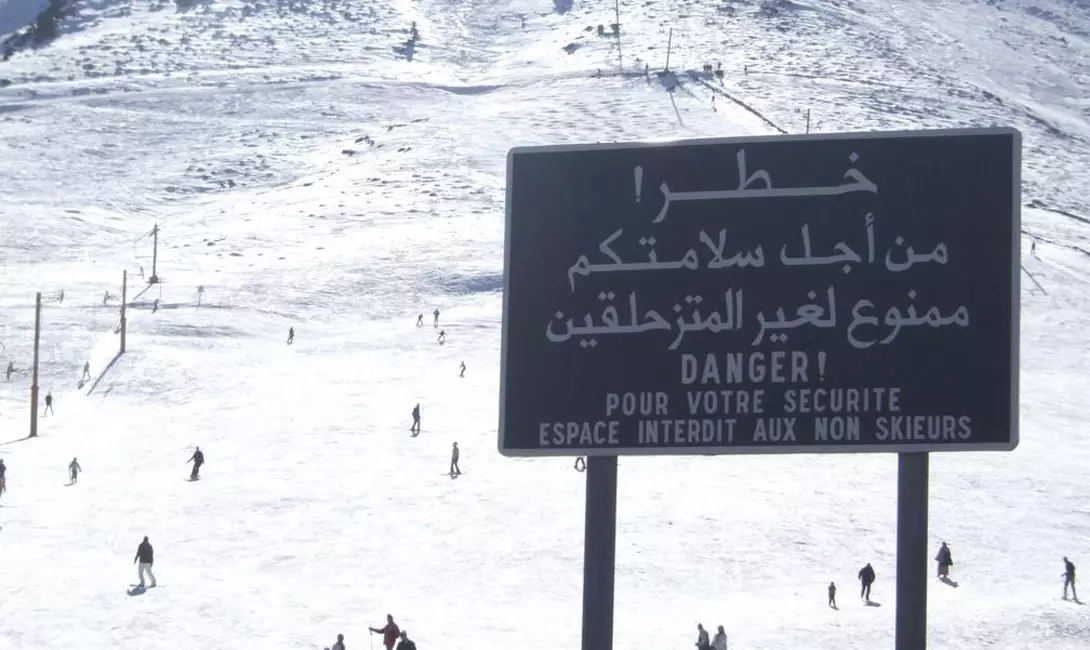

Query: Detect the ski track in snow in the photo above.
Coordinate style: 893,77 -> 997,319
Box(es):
1,0 -> 1089,648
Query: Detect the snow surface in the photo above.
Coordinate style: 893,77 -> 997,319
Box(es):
0,0 -> 1088,648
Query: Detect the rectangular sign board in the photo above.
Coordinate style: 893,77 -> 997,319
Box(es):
499,128 -> 1020,457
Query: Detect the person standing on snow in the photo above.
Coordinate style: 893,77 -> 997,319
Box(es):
69,457 -> 82,484
188,446 -> 205,480
0,458 -> 7,497
459,361 -> 465,377
395,630 -> 417,650
935,542 -> 953,578
1063,557 -> 1078,601
410,404 -> 420,435
858,563 -> 876,602
82,362 -> 91,382
432,308 -> 440,328
695,623 -> 711,650
711,625 -> 727,650
287,327 -> 295,345
449,442 -> 461,477
44,391 -> 54,416
369,614 -> 400,650
828,581 -> 837,608
331,633 -> 346,650
134,536 -> 156,588
416,314 -> 423,327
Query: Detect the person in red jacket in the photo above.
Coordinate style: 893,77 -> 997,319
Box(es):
369,614 -> 400,650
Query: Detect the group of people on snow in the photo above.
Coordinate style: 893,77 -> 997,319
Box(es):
694,623 -> 727,650
324,615 -> 417,650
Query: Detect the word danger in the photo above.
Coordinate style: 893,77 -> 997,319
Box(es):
681,351 -> 823,385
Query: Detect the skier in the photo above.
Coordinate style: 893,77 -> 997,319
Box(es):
44,391 -> 54,416
287,327 -> 294,345
1031,240 -> 1037,256
410,404 -> 420,435
449,442 -> 461,477
396,630 -> 417,650
69,457 -> 82,484
331,633 -> 346,650
369,614 -> 400,650
828,581 -> 837,608
0,458 -> 6,497
188,446 -> 205,480
858,563 -> 876,601
103,290 -> 110,306
1063,557 -> 1078,601
416,314 -> 423,327
133,536 -> 156,588
82,362 -> 91,382
432,308 -> 440,328
695,623 -> 711,650
711,625 -> 727,650
935,542 -> 953,578
5,361 -> 14,381
459,361 -> 466,377
437,330 -> 446,344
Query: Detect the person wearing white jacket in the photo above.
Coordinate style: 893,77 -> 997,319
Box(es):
711,625 -> 727,650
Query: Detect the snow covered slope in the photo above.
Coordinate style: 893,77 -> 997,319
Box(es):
0,0 -> 1088,648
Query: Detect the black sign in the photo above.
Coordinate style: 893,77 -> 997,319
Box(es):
499,128 -> 1021,456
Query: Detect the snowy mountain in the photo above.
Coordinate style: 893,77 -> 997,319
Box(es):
0,0 -> 1088,648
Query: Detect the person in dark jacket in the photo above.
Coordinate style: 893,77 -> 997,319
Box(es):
410,405 -> 420,435
858,563 -> 875,601
188,447 -> 204,480
69,457 -> 82,484
1063,557 -> 1078,601
369,615 -> 400,650
331,633 -> 346,650
134,536 -> 156,588
395,630 -> 416,650
828,581 -> 837,608
44,391 -> 54,415
449,442 -> 461,477
935,542 -> 953,578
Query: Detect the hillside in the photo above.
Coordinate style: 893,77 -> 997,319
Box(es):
1,1 -> 1089,649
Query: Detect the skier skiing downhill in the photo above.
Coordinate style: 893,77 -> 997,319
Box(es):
287,327 -> 295,345
188,447 -> 205,480
133,536 -> 156,588
69,457 -> 82,484
369,615 -> 400,650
